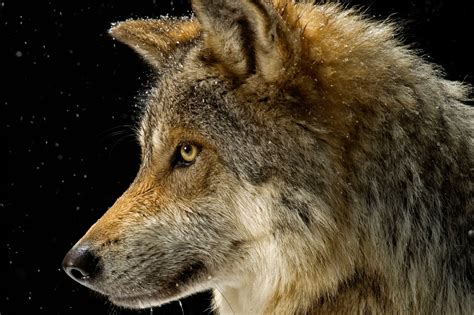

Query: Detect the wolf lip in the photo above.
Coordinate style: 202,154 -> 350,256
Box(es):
109,293 -> 159,308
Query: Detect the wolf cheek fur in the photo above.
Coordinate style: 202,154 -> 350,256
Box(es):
62,0 -> 473,314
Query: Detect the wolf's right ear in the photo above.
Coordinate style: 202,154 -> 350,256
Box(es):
109,19 -> 200,70
192,0 -> 295,83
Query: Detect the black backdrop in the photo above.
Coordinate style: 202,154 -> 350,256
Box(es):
2,1 -> 473,314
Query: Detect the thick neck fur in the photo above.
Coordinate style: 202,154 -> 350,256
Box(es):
211,69 -> 472,313
211,234 -> 390,314
212,99 -> 472,315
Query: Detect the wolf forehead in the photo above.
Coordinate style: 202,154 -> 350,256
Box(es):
138,70 -> 249,145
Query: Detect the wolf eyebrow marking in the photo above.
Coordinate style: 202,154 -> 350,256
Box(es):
151,128 -> 164,154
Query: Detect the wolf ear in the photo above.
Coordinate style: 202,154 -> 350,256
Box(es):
109,19 -> 200,70
192,0 -> 293,82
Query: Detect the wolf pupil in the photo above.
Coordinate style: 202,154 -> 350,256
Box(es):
182,145 -> 192,154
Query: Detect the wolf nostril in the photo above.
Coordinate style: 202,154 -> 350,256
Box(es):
70,267 -> 88,280
62,244 -> 101,283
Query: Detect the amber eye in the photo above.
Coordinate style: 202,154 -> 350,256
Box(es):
178,143 -> 199,164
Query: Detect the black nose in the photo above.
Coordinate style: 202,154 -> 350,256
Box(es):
62,244 -> 101,283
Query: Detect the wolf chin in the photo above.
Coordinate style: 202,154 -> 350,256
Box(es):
62,0 -> 473,314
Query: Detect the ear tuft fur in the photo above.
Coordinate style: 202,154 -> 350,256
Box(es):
109,18 -> 200,69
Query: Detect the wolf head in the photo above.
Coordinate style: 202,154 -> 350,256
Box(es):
62,0 -> 416,312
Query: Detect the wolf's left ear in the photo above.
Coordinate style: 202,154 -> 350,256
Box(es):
109,19 -> 200,70
192,0 -> 294,82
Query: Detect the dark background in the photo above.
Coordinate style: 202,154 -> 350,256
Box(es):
2,0 -> 473,314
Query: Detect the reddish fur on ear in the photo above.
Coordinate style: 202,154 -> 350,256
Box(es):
109,18 -> 200,69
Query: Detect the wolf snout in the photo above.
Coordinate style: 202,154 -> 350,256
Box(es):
62,244 -> 102,284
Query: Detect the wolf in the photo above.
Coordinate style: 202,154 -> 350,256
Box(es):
63,0 -> 473,314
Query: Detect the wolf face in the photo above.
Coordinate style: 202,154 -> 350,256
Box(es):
62,0 -> 326,308
63,0 -> 473,314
